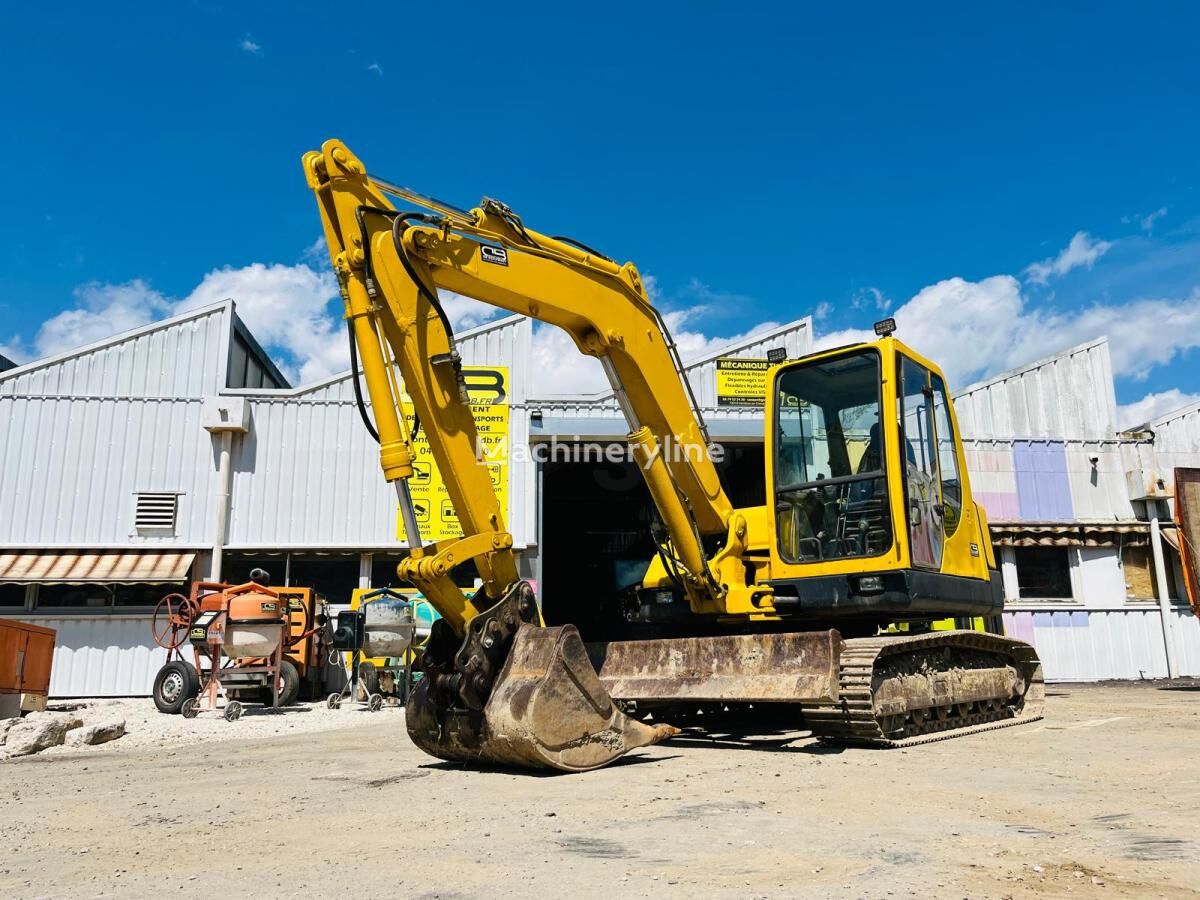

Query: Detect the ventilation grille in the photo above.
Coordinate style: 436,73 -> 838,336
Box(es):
135,493 -> 179,532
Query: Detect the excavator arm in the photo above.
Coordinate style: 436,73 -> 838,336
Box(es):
305,140 -> 771,624
304,139 -> 761,768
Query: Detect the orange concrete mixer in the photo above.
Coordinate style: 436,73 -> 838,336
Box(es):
175,572 -> 313,722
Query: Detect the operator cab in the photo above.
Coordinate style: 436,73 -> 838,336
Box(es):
764,326 -> 1001,627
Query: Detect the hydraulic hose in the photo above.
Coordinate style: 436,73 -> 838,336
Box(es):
346,318 -> 380,444
390,212 -> 458,350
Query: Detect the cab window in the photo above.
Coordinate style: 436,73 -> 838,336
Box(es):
774,350 -> 893,563
930,373 -> 962,536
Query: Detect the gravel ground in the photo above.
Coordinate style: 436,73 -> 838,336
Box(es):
26,696 -> 388,757
2,682 -> 1198,899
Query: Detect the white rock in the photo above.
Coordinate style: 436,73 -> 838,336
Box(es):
70,720 -> 127,746
0,717 -> 19,746
3,716 -> 71,756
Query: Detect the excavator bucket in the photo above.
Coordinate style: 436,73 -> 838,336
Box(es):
406,623 -> 677,772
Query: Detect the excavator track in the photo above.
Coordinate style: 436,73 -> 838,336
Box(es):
801,630 -> 1044,747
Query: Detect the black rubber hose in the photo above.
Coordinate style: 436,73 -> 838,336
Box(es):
346,318 -> 421,445
354,205 -> 400,287
391,213 -> 457,348
347,318 -> 380,443
549,234 -> 614,263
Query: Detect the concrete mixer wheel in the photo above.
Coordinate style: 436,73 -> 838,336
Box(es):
180,698 -> 198,719
224,701 -> 244,722
153,660 -> 199,714
368,693 -> 384,712
326,693 -> 342,710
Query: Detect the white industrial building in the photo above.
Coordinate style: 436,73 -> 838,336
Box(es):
1,299 -> 1197,695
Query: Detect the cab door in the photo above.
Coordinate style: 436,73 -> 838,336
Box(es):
899,356 -> 944,569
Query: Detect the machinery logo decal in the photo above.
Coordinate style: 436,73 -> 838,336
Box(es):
715,357 -> 772,407
481,246 -> 509,266
397,367 -> 510,544
260,602 -> 277,613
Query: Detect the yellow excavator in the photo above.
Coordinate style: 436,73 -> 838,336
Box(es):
303,140 -> 1043,772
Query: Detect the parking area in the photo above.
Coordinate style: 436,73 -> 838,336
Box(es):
2,682 -> 1198,899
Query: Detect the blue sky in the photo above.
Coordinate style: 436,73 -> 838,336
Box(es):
2,3 -> 1198,423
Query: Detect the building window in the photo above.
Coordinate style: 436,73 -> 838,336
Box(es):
34,582 -> 179,609
1121,544 -> 1180,601
224,551 -> 362,606
1120,545 -> 1156,600
0,583 -> 27,607
1014,547 -> 1073,599
287,554 -> 362,606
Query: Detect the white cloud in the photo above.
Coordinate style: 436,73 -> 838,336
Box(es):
367,62 -> 383,77
1044,292 -> 1200,381
1140,207 -> 1168,233
1025,231 -> 1113,284
22,262 -> 343,385
850,286 -> 891,312
177,263 -> 343,384
0,337 -> 27,364
240,36 -> 262,55
816,276 -> 1200,389
438,291 -> 505,332
1124,208 -> 1169,233
1117,388 -> 1200,429
814,302 -> 832,321
34,280 -> 170,357
302,236 -> 328,265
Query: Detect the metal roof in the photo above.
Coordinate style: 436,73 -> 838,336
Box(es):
952,338 -> 1118,440
0,301 -> 232,398
1148,402 -> 1200,498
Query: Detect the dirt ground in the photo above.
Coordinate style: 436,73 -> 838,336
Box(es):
2,682 -> 1198,900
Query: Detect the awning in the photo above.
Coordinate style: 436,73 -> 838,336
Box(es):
0,551 -> 195,584
1161,527 -> 1180,553
990,522 -> 1150,548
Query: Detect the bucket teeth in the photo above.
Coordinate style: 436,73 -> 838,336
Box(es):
407,624 -> 676,772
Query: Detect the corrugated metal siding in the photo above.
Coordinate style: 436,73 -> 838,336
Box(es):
225,317 -> 536,548
227,396 -> 536,549
953,338 -> 1117,440
2,614 -> 166,697
1004,607 -> 1200,681
1150,403 -> 1200,496
0,396 -> 215,547
227,396 -> 397,547
964,439 -> 1132,522
0,303 -> 229,398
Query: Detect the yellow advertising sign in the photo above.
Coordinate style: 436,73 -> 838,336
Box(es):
715,357 -> 770,407
397,367 -> 509,544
